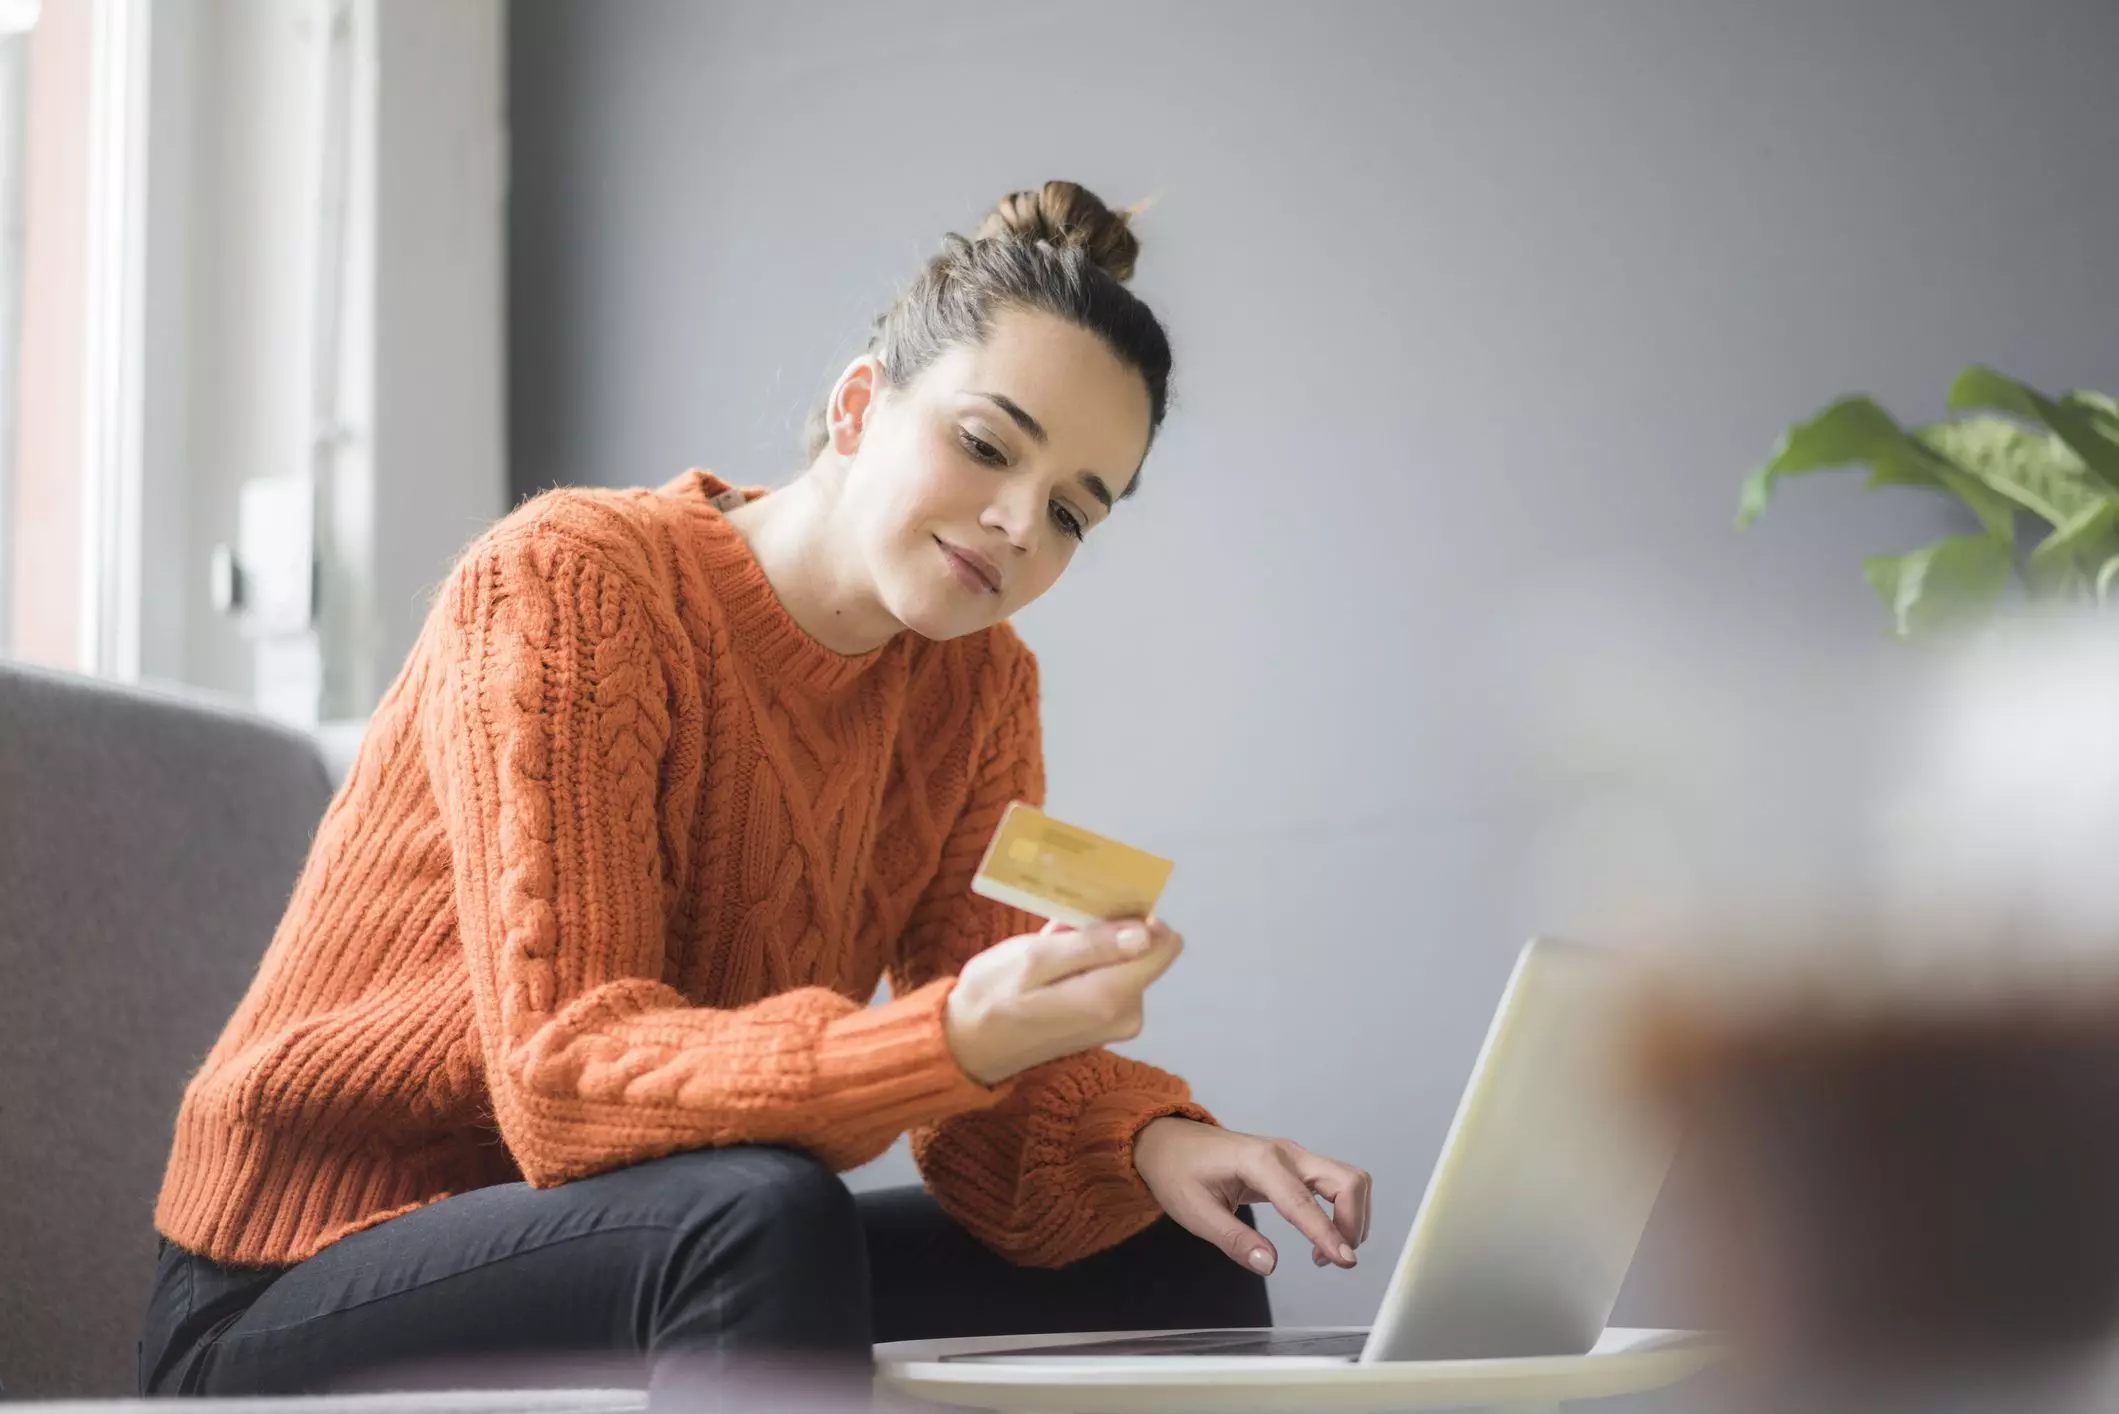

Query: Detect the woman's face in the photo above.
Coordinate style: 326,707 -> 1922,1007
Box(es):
836,307 -> 1154,642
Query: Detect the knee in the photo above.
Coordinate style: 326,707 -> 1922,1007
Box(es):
648,1147 -> 871,1356
722,1148 -> 861,1244
672,1146 -> 865,1280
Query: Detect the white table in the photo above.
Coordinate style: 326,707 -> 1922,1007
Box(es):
875,1327 -> 1720,1414
42,1395 -> 646,1414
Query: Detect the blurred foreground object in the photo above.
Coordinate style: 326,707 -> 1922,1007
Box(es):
1639,982 -> 2119,1363
1628,618 -> 2119,1405
1739,366 -> 2119,636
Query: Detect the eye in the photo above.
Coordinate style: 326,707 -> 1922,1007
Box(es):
1050,501 -> 1085,542
957,428 -> 1006,465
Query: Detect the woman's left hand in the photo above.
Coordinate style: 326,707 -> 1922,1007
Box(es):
1133,1116 -> 1372,1276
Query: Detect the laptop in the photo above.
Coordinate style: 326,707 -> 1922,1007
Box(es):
947,937 -> 1685,1366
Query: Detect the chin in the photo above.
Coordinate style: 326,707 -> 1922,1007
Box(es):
884,584 -> 995,643
897,602 -> 993,643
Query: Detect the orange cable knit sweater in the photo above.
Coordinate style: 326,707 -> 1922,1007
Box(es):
155,469 -> 1209,1270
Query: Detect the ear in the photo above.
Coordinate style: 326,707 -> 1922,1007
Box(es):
829,357 -> 882,456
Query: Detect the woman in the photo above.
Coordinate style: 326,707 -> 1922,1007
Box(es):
141,181 -> 1371,1395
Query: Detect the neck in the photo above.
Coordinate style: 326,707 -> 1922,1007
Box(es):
722,460 -> 904,656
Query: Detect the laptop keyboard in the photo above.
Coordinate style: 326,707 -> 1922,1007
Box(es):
943,1329 -> 1368,1360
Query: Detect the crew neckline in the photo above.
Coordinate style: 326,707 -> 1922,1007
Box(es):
662,469 -> 900,694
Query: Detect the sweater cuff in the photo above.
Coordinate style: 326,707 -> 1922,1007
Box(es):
815,978 -> 1008,1141
1074,1088 -> 1220,1211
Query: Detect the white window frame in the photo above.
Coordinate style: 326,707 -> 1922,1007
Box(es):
3,0 -> 503,705
0,19 -> 31,657
75,0 -> 149,679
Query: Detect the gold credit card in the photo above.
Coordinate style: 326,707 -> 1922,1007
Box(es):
971,801 -> 1174,928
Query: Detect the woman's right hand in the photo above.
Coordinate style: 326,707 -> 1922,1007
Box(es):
943,918 -> 1184,1086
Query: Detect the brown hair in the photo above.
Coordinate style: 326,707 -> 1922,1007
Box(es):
805,180 -> 1174,480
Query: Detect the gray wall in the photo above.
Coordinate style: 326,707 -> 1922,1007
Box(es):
507,0 -> 2119,1337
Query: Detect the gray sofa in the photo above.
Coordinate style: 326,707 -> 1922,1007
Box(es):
0,662 -> 335,1397
0,667 -> 896,1414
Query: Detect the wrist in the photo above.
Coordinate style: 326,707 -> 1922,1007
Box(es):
1132,1114 -> 1192,1177
942,983 -> 1003,1087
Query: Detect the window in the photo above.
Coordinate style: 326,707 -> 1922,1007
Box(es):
1,0 -> 148,676
4,0 -> 89,671
0,9 -> 30,658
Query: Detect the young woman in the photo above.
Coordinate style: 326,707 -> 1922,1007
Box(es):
140,181 -> 1371,1395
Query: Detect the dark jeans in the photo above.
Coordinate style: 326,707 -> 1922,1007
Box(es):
141,1145 -> 1268,1397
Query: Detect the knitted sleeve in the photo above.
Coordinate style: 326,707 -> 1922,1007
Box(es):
892,641 -> 1217,1269
422,532 -> 1001,1185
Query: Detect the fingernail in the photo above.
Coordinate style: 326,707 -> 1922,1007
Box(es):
1312,1250 -> 1327,1267
1339,1244 -> 1356,1264
1116,924 -> 1149,952
1248,1248 -> 1275,1274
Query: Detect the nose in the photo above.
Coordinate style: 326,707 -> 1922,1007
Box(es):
979,481 -> 1042,553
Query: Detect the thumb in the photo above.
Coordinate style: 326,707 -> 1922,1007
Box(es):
1165,1183 -> 1278,1277
1025,919 -> 1154,986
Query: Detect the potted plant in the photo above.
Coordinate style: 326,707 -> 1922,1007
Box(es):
1737,367 -> 2119,635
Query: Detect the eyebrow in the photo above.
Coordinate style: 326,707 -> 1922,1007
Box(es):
973,391 -> 1047,445
971,390 -> 1127,510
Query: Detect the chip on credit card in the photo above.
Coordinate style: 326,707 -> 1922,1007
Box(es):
970,801 -> 1174,928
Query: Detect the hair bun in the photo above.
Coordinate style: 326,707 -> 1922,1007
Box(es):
975,180 -> 1142,284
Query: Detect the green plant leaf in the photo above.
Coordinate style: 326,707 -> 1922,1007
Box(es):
1738,396 -> 2015,540
1862,533 -> 2013,637
1739,397 -> 1909,527
2099,555 -> 2119,607
2063,389 -> 2119,428
2026,500 -> 2119,594
1913,418 -> 2100,528
2061,391 -> 2119,474
1947,366 -> 2119,496
1927,466 -> 2018,543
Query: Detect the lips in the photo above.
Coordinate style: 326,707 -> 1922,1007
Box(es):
936,537 -> 1002,595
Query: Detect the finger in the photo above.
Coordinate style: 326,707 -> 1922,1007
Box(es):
1025,926 -> 1183,1051
1024,919 -> 1155,984
1117,924 -> 1184,985
1043,931 -> 1184,1024
1036,924 -> 1183,995
1161,1180 -> 1279,1276
1249,1148 -> 1356,1268
1294,1150 -> 1373,1249
1279,1142 -> 1373,1248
